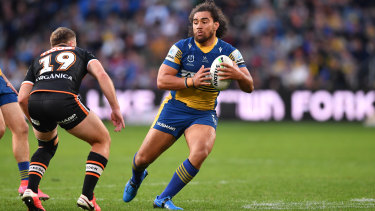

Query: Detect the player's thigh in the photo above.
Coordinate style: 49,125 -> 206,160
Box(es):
0,109 -> 5,138
67,111 -> 110,145
33,127 -> 58,141
1,102 -> 28,133
137,128 -> 176,164
184,124 -> 216,155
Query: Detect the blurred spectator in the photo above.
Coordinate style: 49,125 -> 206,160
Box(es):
1,0 -> 375,91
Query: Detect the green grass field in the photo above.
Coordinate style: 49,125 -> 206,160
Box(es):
1,121 -> 375,210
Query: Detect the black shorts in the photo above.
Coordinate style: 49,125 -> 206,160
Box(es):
28,91 -> 90,132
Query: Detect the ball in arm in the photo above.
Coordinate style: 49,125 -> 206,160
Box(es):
210,55 -> 233,91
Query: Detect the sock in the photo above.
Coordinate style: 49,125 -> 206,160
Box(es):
18,161 -> 29,181
28,136 -> 58,193
131,152 -> 148,184
159,159 -> 199,199
82,151 -> 107,200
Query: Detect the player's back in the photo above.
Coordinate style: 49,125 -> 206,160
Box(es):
25,46 -> 96,95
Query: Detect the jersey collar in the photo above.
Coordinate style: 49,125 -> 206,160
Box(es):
194,37 -> 218,54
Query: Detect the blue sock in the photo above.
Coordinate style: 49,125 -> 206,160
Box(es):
159,159 -> 199,199
131,152 -> 147,184
18,161 -> 29,181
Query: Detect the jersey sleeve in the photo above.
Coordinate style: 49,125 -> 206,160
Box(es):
22,63 -> 36,86
85,50 -> 98,69
229,47 -> 246,68
163,43 -> 182,70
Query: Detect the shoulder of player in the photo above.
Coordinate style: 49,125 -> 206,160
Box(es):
217,38 -> 237,52
173,37 -> 194,51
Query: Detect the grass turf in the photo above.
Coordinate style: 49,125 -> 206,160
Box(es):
0,121 -> 374,210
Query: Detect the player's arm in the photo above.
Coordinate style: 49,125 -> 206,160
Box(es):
1,73 -> 18,95
87,59 -> 125,132
18,83 -> 33,121
157,64 -> 211,90
217,62 -> 254,93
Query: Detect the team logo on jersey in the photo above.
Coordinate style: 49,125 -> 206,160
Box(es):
188,43 -> 192,49
219,47 -> 223,53
187,55 -> 194,66
202,56 -> 209,63
187,55 -> 194,63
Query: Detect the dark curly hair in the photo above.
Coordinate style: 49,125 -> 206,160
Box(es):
188,0 -> 228,38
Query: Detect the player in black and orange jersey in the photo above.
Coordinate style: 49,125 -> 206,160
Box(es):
0,68 -> 49,200
18,27 -> 125,211
122,1 -> 254,210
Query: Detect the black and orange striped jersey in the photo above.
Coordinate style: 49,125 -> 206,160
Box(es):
23,46 -> 97,95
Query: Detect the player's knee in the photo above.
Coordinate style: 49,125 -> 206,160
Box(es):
38,136 -> 59,157
102,129 -> 111,146
18,121 -> 29,136
10,120 -> 28,137
135,153 -> 151,167
190,148 -> 210,161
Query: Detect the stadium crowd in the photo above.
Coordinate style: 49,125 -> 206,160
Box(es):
1,0 -> 375,91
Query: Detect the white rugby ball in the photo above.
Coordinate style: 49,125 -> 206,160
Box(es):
210,55 -> 233,91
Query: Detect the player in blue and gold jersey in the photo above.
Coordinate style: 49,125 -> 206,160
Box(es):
0,68 -> 50,200
123,1 -> 254,209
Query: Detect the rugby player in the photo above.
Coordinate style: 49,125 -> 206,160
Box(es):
18,27 -> 125,211
0,70 -> 49,200
123,1 -> 254,210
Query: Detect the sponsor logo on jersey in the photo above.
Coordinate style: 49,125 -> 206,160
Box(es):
231,49 -> 245,65
36,73 -> 73,82
166,45 -> 179,62
57,114 -> 77,125
156,121 -> 176,131
40,46 -> 75,57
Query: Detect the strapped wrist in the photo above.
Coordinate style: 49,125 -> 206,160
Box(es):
184,77 -> 189,88
187,78 -> 195,88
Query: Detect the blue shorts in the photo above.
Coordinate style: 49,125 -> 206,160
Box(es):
0,76 -> 18,106
152,98 -> 218,139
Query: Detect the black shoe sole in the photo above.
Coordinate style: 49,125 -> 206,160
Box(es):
22,196 -> 44,211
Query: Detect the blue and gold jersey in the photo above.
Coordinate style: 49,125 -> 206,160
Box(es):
163,37 -> 246,110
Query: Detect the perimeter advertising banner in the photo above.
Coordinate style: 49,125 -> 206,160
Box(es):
82,89 -> 375,124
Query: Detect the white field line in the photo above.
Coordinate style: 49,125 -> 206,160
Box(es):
242,199 -> 375,210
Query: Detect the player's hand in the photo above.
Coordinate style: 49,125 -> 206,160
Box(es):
192,65 -> 211,87
217,61 -> 244,81
111,108 -> 125,132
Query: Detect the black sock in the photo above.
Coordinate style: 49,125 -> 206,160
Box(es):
28,136 -> 58,193
82,151 -> 108,200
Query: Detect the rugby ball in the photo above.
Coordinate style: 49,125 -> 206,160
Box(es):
210,55 -> 233,91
